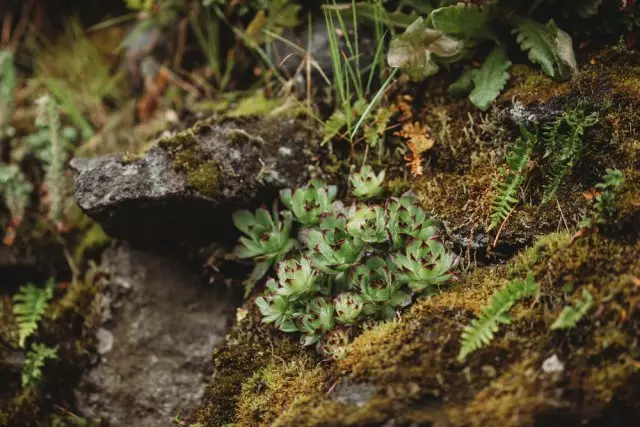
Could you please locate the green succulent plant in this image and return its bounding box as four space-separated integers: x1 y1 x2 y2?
305 209 365 274
272 257 322 301
386 193 442 248
234 180 456 359
350 165 385 199
352 257 410 320
346 204 388 244
334 292 364 325
233 202 297 284
319 326 351 360
391 238 456 294
297 297 335 346
255 280 298 333
280 179 338 226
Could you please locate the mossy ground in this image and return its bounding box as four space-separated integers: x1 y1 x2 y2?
196 47 640 426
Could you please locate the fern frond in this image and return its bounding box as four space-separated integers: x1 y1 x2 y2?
511 17 559 78
469 45 512 111
488 126 536 231
12 279 55 348
541 109 598 203
21 343 58 388
458 273 538 361
550 289 593 330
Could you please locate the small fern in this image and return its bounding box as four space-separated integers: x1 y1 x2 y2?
550 289 593 330
541 108 598 204
458 273 539 361
488 126 537 231
21 343 58 388
12 279 55 348
35 94 71 227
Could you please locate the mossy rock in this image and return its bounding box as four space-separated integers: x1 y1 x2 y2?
71 115 319 244
195 47 640 426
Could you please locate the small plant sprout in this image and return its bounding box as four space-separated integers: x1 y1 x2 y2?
391 239 456 294
334 292 364 325
350 164 385 199
280 179 338 226
346 204 387 244
233 201 296 286
21 343 58 388
579 168 625 228
550 289 594 330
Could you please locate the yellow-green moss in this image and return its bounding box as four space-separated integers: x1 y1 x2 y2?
186 161 221 198
197 305 317 426
500 64 570 105
237 357 327 426
157 129 222 197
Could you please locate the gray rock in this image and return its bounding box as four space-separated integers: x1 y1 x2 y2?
328 380 377 407
71 115 319 244
75 245 236 426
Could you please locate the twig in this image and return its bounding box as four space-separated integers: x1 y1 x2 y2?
492 206 516 248
555 197 569 231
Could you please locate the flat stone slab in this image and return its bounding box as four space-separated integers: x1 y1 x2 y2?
71 115 319 244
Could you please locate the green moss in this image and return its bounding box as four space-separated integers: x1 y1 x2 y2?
186 161 220 198
500 64 570 106
157 129 222 197
197 305 315 426
73 222 110 265
236 358 327 426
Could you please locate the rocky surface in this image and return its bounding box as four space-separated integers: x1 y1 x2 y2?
75 244 238 426
71 115 319 244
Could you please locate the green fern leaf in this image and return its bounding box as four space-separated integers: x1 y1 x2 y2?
458 273 539 361
21 343 58 388
12 279 55 348
512 18 573 80
469 45 512 111
550 289 593 330
541 109 598 203
488 126 536 231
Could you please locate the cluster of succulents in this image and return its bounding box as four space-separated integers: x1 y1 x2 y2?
233 180 457 359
